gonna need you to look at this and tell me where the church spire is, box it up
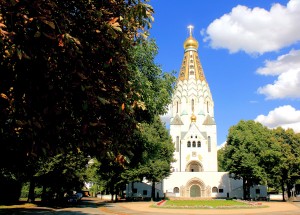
[183,25,199,51]
[178,26,205,82]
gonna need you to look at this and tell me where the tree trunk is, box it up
[27,177,36,203]
[131,182,134,198]
[41,185,47,203]
[151,181,155,201]
[281,179,286,201]
[243,179,247,200]
[287,183,292,198]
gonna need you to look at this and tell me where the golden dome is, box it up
[184,36,199,50]
[191,113,197,122]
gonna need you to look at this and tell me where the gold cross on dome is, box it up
[187,25,194,36]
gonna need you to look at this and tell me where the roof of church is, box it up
[203,115,216,125]
[170,114,184,125]
[178,27,207,82]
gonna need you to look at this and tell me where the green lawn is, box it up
[157,199,266,209]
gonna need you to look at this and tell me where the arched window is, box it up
[197,141,201,147]
[208,136,211,152]
[192,141,196,147]
[176,101,178,113]
[212,187,218,193]
[187,141,191,147]
[173,187,179,193]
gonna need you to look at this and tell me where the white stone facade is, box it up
[163,30,267,199]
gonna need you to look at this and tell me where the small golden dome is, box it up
[191,113,197,122]
[184,36,199,50]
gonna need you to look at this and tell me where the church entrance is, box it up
[186,177,205,197]
[190,185,201,197]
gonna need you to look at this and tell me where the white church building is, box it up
[126,27,267,200]
[163,27,266,199]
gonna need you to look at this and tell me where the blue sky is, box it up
[150,0,300,146]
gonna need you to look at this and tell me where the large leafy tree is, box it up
[0,0,158,203]
[122,115,174,201]
[263,128,300,201]
[95,39,175,201]
[224,120,271,199]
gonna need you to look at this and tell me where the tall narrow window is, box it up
[208,136,211,152]
[207,101,209,113]
[192,99,194,112]
[176,101,178,113]
[176,136,179,152]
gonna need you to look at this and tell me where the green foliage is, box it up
[92,38,175,199]
[85,159,106,197]
[0,0,175,203]
[223,120,300,201]
[263,128,300,199]
[20,182,42,199]
[224,120,271,199]
[217,147,226,172]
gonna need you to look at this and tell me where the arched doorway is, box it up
[185,178,206,197]
[186,161,203,172]
[190,185,200,197]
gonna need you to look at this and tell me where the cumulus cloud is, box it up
[255,105,300,132]
[204,0,300,54]
[257,49,300,99]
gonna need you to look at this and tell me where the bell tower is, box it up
[169,26,217,173]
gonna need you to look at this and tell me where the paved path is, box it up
[1,198,300,215]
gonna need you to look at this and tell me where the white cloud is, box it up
[257,49,300,76]
[257,49,300,99]
[255,105,300,132]
[204,0,300,54]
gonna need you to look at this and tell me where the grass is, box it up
[155,199,267,209]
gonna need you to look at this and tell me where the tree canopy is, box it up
[0,0,175,203]
[221,120,300,201]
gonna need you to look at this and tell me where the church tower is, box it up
[170,26,218,173]
[161,27,267,199]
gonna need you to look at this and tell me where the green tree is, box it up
[224,120,271,199]
[263,128,300,201]
[0,0,155,203]
[217,146,226,172]
[85,159,106,197]
[123,116,174,201]
[94,38,175,201]
[33,151,88,203]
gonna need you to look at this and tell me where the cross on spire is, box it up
[187,25,194,37]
